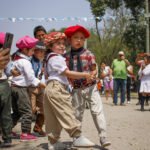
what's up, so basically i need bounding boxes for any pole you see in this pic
[146,0,150,53]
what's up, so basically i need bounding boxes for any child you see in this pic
[43,31,95,150]
[138,55,150,111]
[28,41,46,136]
[64,25,111,148]
[0,32,12,147]
[100,62,113,101]
[33,25,47,42]
[10,36,45,141]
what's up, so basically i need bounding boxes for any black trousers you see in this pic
[0,80,12,141]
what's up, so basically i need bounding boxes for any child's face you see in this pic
[34,49,45,60]
[101,63,106,69]
[70,31,85,49]
[51,39,66,55]
[22,47,35,57]
[144,56,150,65]
[35,30,46,41]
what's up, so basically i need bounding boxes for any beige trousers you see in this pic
[28,87,44,114]
[43,80,81,143]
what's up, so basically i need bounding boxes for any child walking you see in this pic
[138,55,150,111]
[43,31,95,150]
[28,41,46,136]
[64,25,111,148]
[10,36,45,141]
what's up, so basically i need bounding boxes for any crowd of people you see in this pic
[0,25,111,149]
[99,51,150,110]
[0,24,150,150]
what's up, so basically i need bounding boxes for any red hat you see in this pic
[44,32,66,46]
[64,25,90,38]
[0,32,5,45]
[16,36,38,49]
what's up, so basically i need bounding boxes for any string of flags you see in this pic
[0,17,102,23]
[0,16,119,24]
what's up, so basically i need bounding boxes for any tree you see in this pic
[86,0,108,43]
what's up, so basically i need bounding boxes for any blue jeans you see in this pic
[113,79,127,104]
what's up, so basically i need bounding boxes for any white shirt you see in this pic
[46,52,69,86]
[11,52,40,87]
[102,66,112,81]
[138,64,150,81]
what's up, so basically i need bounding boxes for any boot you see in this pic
[140,96,145,112]
[33,114,46,136]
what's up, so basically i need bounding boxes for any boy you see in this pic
[28,41,46,136]
[0,32,12,147]
[64,25,111,148]
[43,31,95,150]
[33,25,47,42]
[11,36,45,141]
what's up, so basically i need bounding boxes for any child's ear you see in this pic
[91,64,97,71]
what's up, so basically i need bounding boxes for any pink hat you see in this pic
[0,32,5,45]
[16,35,38,49]
[65,25,90,38]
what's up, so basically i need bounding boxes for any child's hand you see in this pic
[39,82,46,89]
[0,48,10,69]
[85,73,95,83]
[11,67,21,77]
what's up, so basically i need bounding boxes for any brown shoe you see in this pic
[33,125,46,137]
[33,114,46,136]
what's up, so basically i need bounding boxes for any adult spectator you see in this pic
[111,51,130,105]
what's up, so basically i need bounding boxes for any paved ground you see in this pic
[0,95,150,150]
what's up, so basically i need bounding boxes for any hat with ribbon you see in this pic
[44,32,66,46]
[16,35,38,49]
[64,25,90,38]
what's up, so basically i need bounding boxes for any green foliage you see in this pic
[107,0,123,10]
[86,0,146,73]
[87,0,108,20]
[87,16,127,66]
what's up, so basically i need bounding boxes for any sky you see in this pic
[0,0,94,53]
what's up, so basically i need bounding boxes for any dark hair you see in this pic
[0,44,3,49]
[33,25,47,37]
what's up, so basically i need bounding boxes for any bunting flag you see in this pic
[0,17,102,23]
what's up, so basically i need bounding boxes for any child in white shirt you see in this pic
[11,36,45,141]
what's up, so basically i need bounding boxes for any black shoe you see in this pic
[145,102,149,106]
[141,107,144,111]
[120,103,126,106]
[1,140,12,147]
[136,102,140,105]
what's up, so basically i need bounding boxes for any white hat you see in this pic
[118,51,124,55]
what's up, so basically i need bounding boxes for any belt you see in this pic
[47,80,68,90]
[11,84,28,88]
[74,81,96,89]
[0,79,7,83]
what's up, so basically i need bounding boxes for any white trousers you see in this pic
[72,84,107,138]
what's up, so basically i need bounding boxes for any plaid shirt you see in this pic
[65,49,96,88]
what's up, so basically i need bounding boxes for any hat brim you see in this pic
[65,25,90,38]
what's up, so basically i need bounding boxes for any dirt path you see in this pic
[0,96,150,150]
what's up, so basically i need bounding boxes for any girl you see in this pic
[138,55,150,111]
